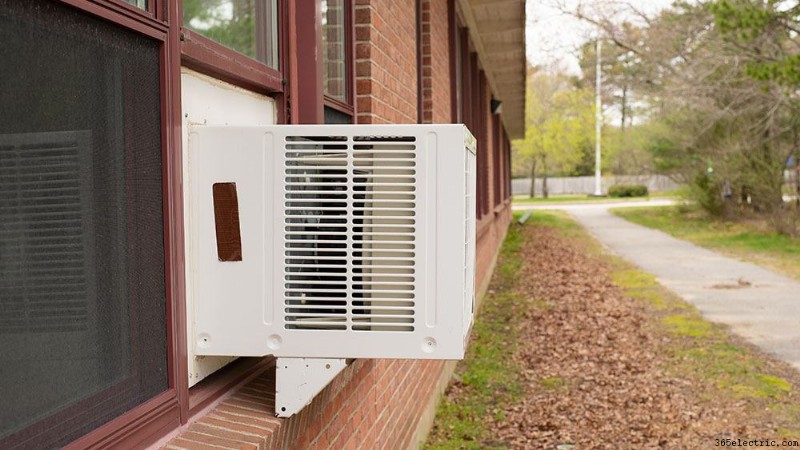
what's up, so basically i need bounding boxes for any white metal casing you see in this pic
[188,124,476,360]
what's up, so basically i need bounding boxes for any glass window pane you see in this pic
[323,0,347,102]
[123,0,147,9]
[183,0,279,69]
[0,1,168,447]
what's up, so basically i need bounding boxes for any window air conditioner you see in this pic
[188,125,476,416]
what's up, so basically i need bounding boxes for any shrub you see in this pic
[608,184,649,198]
[690,172,724,216]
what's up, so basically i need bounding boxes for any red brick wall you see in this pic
[166,358,450,450]
[476,206,512,294]
[355,0,418,124]
[420,0,452,123]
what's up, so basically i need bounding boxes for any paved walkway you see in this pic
[515,200,800,372]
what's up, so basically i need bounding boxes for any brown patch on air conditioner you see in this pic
[212,182,243,262]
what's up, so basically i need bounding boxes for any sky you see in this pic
[525,0,677,76]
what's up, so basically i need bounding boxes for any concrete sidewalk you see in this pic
[526,202,800,372]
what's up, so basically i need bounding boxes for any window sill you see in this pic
[188,356,275,417]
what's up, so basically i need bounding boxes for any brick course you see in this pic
[355,0,418,124]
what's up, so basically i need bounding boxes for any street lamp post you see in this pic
[594,37,603,197]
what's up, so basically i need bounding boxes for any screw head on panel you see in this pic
[422,337,437,353]
[267,334,283,350]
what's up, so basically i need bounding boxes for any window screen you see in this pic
[0,1,168,448]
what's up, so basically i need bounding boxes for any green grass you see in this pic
[525,209,581,230]
[538,376,569,391]
[663,314,715,338]
[651,186,690,198]
[613,205,800,280]
[424,217,529,450]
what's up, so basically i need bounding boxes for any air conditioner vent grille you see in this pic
[283,136,416,332]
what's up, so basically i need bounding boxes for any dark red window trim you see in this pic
[107,0,159,21]
[64,391,180,450]
[478,72,489,217]
[504,127,511,201]
[492,112,501,207]
[181,30,284,95]
[289,0,323,123]
[325,96,355,118]
[448,0,458,123]
[498,123,507,201]
[459,28,470,129]
[188,357,274,416]
[505,128,512,201]
[166,0,190,427]
[470,52,479,135]
[60,0,167,37]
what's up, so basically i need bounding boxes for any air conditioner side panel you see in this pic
[189,127,273,356]
[431,127,470,358]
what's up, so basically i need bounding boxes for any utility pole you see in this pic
[594,37,603,196]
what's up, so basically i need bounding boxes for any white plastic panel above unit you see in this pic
[188,125,476,361]
[181,68,277,386]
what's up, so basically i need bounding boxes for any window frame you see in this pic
[505,129,512,201]
[458,28,470,130]
[0,1,188,448]
[448,0,458,123]
[60,0,168,33]
[322,0,355,121]
[492,112,502,208]
[180,0,285,95]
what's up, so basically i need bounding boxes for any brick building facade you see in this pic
[0,0,524,448]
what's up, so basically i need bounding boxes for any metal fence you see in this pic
[512,175,680,196]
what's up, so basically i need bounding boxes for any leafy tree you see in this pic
[566,0,800,233]
[183,0,257,60]
[515,70,595,198]
[711,0,800,86]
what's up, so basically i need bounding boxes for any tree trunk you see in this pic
[542,155,549,199]
[794,130,800,207]
[529,159,537,198]
[620,84,628,133]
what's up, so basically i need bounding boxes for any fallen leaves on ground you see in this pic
[485,223,798,449]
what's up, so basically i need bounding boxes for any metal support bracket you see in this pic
[275,357,347,417]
